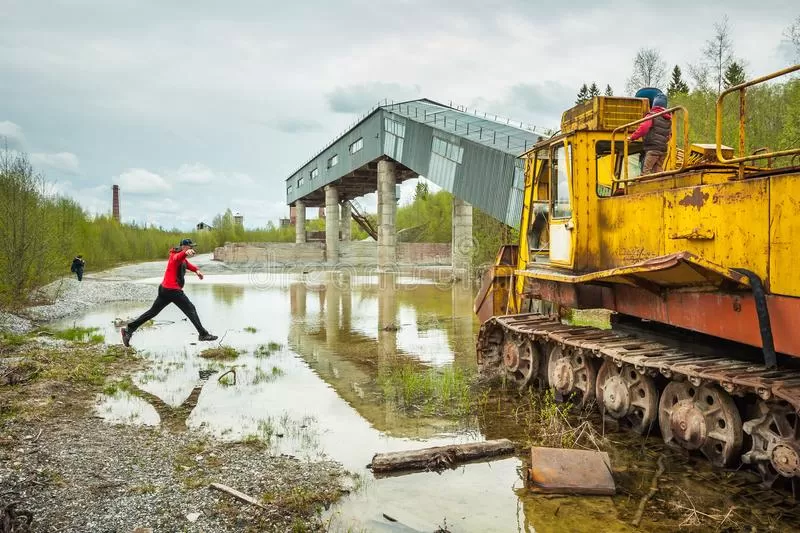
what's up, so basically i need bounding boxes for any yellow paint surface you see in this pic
[770,175,800,296]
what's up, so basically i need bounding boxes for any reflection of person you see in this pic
[121,239,217,347]
[70,255,86,281]
[628,93,672,175]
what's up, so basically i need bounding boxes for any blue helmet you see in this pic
[653,94,668,108]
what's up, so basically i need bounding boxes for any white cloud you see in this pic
[116,168,172,194]
[171,162,215,184]
[31,151,80,174]
[141,197,181,214]
[0,120,25,148]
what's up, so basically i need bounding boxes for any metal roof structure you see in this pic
[285,98,547,227]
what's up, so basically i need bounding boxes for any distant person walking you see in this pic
[70,255,86,281]
[121,239,217,347]
[628,93,672,175]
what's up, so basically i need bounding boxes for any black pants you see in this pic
[74,268,83,281]
[127,285,209,335]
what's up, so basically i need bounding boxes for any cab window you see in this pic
[551,144,572,218]
[595,140,643,197]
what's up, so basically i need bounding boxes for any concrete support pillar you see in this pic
[325,277,340,345]
[377,273,398,362]
[325,186,339,264]
[340,202,351,242]
[290,282,307,318]
[377,160,397,270]
[452,197,474,277]
[452,281,476,370]
[295,200,306,244]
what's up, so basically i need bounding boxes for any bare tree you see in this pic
[703,15,734,94]
[625,48,667,94]
[784,15,800,62]
[688,62,712,93]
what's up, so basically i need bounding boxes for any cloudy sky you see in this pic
[1,1,796,229]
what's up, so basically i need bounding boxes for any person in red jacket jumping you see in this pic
[121,239,217,347]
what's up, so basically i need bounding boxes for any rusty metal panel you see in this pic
[664,180,769,281]
[528,447,616,495]
[594,193,664,270]
[769,174,800,297]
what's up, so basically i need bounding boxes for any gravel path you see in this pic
[1,418,348,532]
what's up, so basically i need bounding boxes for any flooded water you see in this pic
[53,271,800,532]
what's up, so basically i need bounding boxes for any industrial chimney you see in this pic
[112,185,120,222]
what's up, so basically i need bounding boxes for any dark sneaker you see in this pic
[121,327,132,347]
[198,333,218,342]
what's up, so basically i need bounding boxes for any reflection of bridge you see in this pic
[287,274,476,437]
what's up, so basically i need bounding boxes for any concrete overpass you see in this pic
[286,99,546,272]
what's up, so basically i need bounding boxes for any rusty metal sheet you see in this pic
[528,447,616,495]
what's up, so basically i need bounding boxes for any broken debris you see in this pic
[528,446,616,495]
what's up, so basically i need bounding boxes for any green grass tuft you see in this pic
[53,326,105,344]
[199,345,241,360]
[378,362,474,418]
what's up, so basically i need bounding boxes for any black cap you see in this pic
[179,238,196,247]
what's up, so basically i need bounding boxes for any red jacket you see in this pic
[629,106,671,141]
[161,249,198,290]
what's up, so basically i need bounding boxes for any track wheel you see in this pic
[477,321,505,378]
[501,337,542,390]
[546,344,597,407]
[596,361,659,434]
[658,381,743,467]
[742,401,800,486]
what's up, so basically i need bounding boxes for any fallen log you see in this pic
[369,439,515,474]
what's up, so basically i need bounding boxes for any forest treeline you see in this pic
[0,150,299,307]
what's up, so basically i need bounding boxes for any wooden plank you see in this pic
[209,483,268,510]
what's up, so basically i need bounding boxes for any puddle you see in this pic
[53,271,800,532]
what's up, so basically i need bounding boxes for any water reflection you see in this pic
[211,284,244,307]
[53,272,800,532]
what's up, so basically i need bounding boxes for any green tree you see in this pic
[576,84,589,104]
[414,181,429,200]
[604,85,613,96]
[723,61,746,89]
[588,83,600,98]
[667,65,690,97]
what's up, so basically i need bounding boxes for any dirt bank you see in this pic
[0,334,351,532]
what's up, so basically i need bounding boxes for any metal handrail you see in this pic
[715,64,800,170]
[609,106,690,183]
[385,102,546,152]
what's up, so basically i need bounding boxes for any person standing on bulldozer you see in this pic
[121,239,217,347]
[628,93,672,175]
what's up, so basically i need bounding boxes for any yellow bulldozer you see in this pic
[475,65,800,486]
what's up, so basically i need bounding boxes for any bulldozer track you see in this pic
[479,313,800,409]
